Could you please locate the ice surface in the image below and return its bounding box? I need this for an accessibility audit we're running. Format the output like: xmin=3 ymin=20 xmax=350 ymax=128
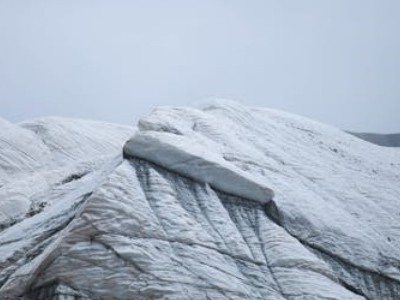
xmin=124 ymin=131 xmax=274 ymax=203
xmin=1 ymin=101 xmax=399 ymax=299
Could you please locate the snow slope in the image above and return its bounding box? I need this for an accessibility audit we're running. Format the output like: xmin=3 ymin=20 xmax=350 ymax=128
xmin=0 ymin=117 xmax=134 ymax=236
xmin=0 ymin=101 xmax=399 ymax=299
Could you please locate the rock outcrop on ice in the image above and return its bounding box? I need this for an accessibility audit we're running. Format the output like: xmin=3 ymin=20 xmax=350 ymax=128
xmin=0 ymin=101 xmax=399 ymax=299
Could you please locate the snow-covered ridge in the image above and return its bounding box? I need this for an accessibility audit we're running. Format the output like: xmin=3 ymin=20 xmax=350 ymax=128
xmin=0 ymin=117 xmax=134 ymax=182
xmin=125 ymin=99 xmax=400 ymax=281
xmin=1 ymin=101 xmax=400 ymax=299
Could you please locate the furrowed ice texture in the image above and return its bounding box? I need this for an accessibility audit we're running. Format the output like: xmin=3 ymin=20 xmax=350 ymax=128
xmin=0 ymin=100 xmax=399 ymax=299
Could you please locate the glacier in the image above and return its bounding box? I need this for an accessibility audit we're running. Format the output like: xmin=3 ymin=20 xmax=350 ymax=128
xmin=0 ymin=100 xmax=399 ymax=299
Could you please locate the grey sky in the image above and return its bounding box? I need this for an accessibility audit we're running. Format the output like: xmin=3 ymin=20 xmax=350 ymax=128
xmin=0 ymin=1 xmax=399 ymax=132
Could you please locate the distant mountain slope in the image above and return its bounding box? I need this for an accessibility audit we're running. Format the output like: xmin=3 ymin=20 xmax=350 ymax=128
xmin=350 ymin=132 xmax=400 ymax=147
xmin=0 ymin=101 xmax=399 ymax=299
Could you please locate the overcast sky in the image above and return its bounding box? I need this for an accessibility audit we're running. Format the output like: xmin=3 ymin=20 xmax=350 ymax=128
xmin=0 ymin=1 xmax=399 ymax=132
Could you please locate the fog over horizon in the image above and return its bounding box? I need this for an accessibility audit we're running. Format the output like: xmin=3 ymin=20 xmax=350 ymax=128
xmin=0 ymin=1 xmax=399 ymax=133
